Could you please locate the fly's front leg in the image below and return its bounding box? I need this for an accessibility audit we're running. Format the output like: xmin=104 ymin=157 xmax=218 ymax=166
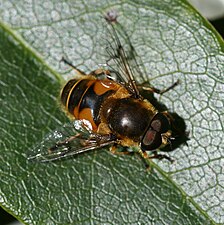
xmin=137 ymin=149 xmax=174 ymax=171
xmin=148 ymin=151 xmax=174 ymax=163
xmin=138 ymin=80 xmax=180 ymax=94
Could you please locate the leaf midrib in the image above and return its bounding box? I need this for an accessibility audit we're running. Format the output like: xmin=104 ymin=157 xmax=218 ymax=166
xmin=152 ymin=162 xmax=216 ymax=225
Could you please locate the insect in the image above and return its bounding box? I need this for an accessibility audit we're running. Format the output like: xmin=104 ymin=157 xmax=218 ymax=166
xmin=29 ymin=16 xmax=179 ymax=163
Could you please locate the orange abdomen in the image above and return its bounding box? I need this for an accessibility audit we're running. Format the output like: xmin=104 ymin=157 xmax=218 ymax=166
xmin=61 ymin=78 xmax=118 ymax=131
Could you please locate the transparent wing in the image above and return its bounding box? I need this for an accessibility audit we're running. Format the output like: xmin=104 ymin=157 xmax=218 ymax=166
xmin=28 ymin=120 xmax=117 ymax=162
xmin=102 ymin=18 xmax=148 ymax=98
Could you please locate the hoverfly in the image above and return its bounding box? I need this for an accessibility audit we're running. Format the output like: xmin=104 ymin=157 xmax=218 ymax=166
xmin=28 ymin=14 xmax=179 ymax=163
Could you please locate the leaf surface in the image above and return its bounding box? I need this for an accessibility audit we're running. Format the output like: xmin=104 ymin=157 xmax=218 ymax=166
xmin=0 ymin=0 xmax=223 ymax=224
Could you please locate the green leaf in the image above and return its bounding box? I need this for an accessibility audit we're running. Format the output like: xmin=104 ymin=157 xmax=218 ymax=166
xmin=0 ymin=0 xmax=223 ymax=224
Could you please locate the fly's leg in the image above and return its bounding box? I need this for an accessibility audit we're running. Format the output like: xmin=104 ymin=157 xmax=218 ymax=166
xmin=48 ymin=133 xmax=82 ymax=153
xmin=84 ymin=133 xmax=117 ymax=145
xmin=138 ymin=80 xmax=180 ymax=94
xmin=110 ymin=145 xmax=135 ymax=156
xmin=61 ymin=57 xmax=119 ymax=81
xmin=62 ymin=57 xmax=111 ymax=78
xmin=111 ymin=146 xmax=149 ymax=170
xmin=148 ymin=151 xmax=174 ymax=163
xmin=61 ymin=57 xmax=87 ymax=76
xmin=137 ymin=150 xmax=174 ymax=171
xmin=89 ymin=68 xmax=111 ymax=77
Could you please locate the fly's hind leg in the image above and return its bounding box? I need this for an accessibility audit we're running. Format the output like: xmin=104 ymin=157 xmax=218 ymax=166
xmin=89 ymin=68 xmax=111 ymax=78
xmin=148 ymin=151 xmax=174 ymax=163
xmin=61 ymin=57 xmax=111 ymax=78
xmin=61 ymin=57 xmax=87 ymax=76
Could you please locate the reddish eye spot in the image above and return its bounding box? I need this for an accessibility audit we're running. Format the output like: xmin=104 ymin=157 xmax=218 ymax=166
xmin=141 ymin=129 xmax=162 ymax=151
xmin=142 ymin=130 xmax=156 ymax=146
xmin=151 ymin=119 xmax=162 ymax=132
xmin=151 ymin=113 xmax=170 ymax=133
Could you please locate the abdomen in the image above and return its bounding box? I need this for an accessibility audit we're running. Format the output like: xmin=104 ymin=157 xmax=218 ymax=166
xmin=61 ymin=78 xmax=118 ymax=131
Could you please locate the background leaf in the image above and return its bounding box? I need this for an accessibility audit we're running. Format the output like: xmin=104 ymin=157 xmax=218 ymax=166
xmin=0 ymin=0 xmax=223 ymax=224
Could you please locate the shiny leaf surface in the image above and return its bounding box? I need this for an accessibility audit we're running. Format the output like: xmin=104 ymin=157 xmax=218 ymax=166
xmin=0 ymin=0 xmax=223 ymax=224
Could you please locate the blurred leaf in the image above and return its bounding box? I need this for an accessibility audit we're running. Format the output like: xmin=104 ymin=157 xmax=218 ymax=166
xmin=0 ymin=0 xmax=223 ymax=224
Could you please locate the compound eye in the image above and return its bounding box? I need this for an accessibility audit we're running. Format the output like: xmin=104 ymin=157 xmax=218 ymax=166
xmin=151 ymin=113 xmax=170 ymax=133
xmin=141 ymin=129 xmax=162 ymax=151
